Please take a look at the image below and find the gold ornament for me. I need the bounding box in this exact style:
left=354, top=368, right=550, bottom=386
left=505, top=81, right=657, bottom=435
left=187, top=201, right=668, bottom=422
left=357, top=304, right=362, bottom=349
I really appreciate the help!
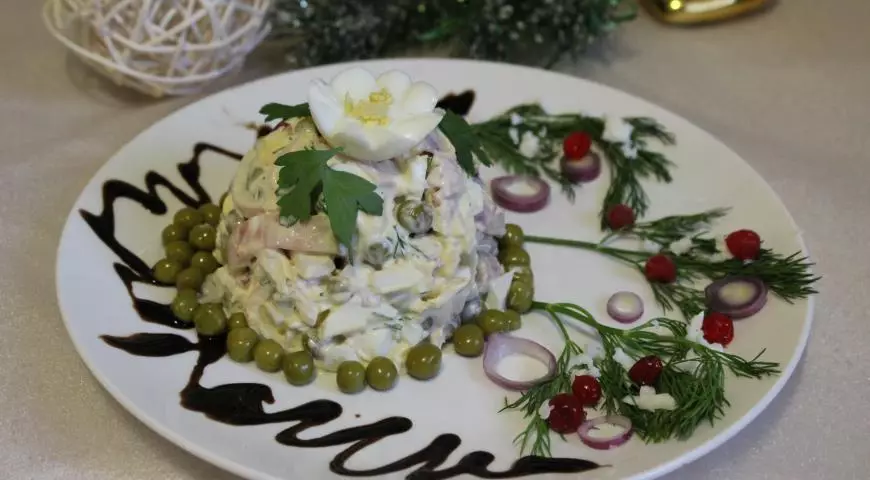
left=642, top=0, right=771, bottom=24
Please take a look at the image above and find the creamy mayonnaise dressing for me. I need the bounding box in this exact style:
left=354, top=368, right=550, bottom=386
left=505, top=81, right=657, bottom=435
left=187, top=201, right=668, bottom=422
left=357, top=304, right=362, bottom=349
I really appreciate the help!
left=203, top=118, right=505, bottom=371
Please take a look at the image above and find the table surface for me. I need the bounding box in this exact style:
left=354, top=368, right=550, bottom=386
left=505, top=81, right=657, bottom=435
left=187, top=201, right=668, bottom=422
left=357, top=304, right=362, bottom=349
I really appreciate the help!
left=3, top=1, right=868, bottom=479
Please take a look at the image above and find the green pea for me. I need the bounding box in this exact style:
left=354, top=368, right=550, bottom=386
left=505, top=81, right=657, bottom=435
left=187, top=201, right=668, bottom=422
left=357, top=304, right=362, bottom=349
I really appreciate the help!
left=175, top=267, right=204, bottom=290
left=395, top=200, right=433, bottom=235
left=189, top=224, right=216, bottom=251
left=193, top=303, right=227, bottom=336
left=499, top=247, right=531, bottom=267
left=283, top=350, right=316, bottom=386
left=504, top=309, right=522, bottom=331
left=227, top=312, right=248, bottom=330
left=162, top=224, right=189, bottom=245
left=170, top=289, right=199, bottom=323
left=174, top=207, right=204, bottom=230
left=336, top=361, right=366, bottom=394
left=253, top=339, right=284, bottom=373
left=365, top=357, right=398, bottom=391
left=405, top=343, right=442, bottom=381
left=191, top=251, right=218, bottom=274
left=324, top=276, right=351, bottom=300
left=152, top=258, right=182, bottom=284
left=198, top=203, right=222, bottom=226
left=500, top=224, right=524, bottom=248
left=507, top=281, right=534, bottom=313
left=227, top=327, right=258, bottom=363
left=165, top=241, right=193, bottom=266
left=476, top=310, right=509, bottom=336
left=452, top=324, right=485, bottom=357
left=363, top=240, right=391, bottom=268
left=508, top=265, right=534, bottom=286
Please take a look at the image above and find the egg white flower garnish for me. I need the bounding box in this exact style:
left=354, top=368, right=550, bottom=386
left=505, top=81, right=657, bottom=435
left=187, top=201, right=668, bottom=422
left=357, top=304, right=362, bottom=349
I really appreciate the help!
left=308, top=68, right=445, bottom=162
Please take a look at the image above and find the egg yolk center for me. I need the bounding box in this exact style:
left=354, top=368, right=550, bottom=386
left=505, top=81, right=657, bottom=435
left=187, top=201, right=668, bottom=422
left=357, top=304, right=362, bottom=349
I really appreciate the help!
left=345, top=88, right=393, bottom=126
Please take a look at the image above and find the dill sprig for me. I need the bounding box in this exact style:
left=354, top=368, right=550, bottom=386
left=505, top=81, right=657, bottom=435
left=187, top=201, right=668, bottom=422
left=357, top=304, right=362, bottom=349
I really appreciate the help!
left=500, top=307, right=587, bottom=457
left=597, top=117, right=676, bottom=229
left=604, top=208, right=729, bottom=247
left=535, top=302, right=780, bottom=444
left=678, top=249, right=820, bottom=304
left=470, top=104, right=676, bottom=219
left=524, top=210, right=819, bottom=318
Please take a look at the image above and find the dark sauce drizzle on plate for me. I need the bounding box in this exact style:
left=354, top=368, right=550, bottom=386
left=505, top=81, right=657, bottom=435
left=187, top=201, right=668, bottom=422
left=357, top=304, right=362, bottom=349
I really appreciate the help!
left=85, top=92, right=603, bottom=479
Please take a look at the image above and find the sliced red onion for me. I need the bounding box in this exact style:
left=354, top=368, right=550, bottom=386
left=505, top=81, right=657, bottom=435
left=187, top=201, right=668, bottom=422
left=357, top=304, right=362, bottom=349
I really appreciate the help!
left=483, top=334, right=557, bottom=390
left=577, top=415, right=634, bottom=450
left=560, top=152, right=601, bottom=183
left=606, top=291, right=644, bottom=323
left=705, top=276, right=768, bottom=319
left=490, top=176, right=550, bottom=213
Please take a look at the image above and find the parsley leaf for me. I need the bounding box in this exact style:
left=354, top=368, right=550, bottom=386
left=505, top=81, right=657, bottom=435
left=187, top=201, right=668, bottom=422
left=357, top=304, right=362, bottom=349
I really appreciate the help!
left=438, top=110, right=493, bottom=176
left=322, top=170, right=384, bottom=249
left=274, top=147, right=383, bottom=251
left=275, top=148, right=334, bottom=223
left=260, top=103, right=311, bottom=122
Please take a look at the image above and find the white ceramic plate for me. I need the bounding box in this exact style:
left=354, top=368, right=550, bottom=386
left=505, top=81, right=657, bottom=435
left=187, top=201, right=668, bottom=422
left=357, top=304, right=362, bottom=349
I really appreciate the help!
left=55, top=59, right=813, bottom=480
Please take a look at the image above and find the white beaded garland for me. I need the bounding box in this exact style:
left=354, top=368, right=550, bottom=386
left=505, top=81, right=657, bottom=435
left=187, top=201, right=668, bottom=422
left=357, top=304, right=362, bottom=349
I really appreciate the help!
left=42, top=0, right=272, bottom=97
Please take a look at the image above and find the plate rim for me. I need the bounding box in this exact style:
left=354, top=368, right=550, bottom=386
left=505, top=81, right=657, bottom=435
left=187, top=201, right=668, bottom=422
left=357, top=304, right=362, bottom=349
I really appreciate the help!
left=54, top=57, right=816, bottom=480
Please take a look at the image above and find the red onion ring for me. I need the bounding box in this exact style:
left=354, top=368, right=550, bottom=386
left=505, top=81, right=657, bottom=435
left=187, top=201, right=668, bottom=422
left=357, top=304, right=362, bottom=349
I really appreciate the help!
left=577, top=415, right=634, bottom=450
left=560, top=152, right=601, bottom=183
left=482, top=334, right=557, bottom=390
left=490, top=176, right=550, bottom=213
left=705, top=276, right=768, bottom=319
left=606, top=291, right=644, bottom=323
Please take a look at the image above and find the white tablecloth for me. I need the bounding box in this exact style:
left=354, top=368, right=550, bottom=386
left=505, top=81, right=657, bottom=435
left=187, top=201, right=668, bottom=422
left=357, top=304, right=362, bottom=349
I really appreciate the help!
left=2, top=0, right=867, bottom=478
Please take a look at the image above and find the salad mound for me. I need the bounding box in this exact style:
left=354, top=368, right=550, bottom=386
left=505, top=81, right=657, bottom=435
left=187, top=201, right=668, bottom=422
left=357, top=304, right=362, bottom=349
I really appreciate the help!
left=201, top=116, right=506, bottom=372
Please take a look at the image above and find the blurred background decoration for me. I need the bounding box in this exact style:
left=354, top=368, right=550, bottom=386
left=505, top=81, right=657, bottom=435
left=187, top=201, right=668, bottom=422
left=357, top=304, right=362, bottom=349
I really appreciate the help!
left=43, top=0, right=272, bottom=97
left=269, top=0, right=638, bottom=69
left=641, top=0, right=772, bottom=25
left=41, top=0, right=776, bottom=98
left=41, top=0, right=643, bottom=97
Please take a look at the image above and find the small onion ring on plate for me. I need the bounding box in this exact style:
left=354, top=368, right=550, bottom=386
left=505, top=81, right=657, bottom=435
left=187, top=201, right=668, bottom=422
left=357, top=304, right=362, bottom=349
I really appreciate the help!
left=560, top=152, right=602, bottom=183
left=705, top=276, right=768, bottom=319
left=577, top=415, right=634, bottom=450
left=482, top=334, right=557, bottom=390
left=490, top=175, right=550, bottom=213
left=606, top=291, right=644, bottom=323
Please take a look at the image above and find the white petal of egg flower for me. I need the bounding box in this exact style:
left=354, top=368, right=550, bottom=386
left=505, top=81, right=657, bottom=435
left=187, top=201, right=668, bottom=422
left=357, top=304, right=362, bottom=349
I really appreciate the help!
left=308, top=68, right=445, bottom=162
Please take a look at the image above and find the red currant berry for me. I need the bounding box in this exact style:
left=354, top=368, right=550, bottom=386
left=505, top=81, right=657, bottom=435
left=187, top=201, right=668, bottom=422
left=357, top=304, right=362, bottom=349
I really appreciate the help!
left=571, top=375, right=602, bottom=407
left=702, top=312, right=734, bottom=346
left=605, top=204, right=635, bottom=230
left=562, top=132, right=593, bottom=159
left=628, top=355, right=664, bottom=386
left=644, top=254, right=677, bottom=283
left=725, top=229, right=762, bottom=260
left=547, top=393, right=586, bottom=434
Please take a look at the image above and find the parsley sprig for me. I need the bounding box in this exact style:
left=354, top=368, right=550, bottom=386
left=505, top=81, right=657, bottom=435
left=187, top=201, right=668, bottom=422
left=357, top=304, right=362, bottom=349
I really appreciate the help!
left=259, top=102, right=310, bottom=122
left=502, top=302, right=780, bottom=454
left=275, top=147, right=383, bottom=252
left=438, top=110, right=494, bottom=176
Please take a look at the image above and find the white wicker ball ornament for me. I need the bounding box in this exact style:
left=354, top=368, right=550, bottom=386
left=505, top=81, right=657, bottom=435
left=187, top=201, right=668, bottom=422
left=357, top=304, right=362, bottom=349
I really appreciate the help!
left=43, top=0, right=272, bottom=97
